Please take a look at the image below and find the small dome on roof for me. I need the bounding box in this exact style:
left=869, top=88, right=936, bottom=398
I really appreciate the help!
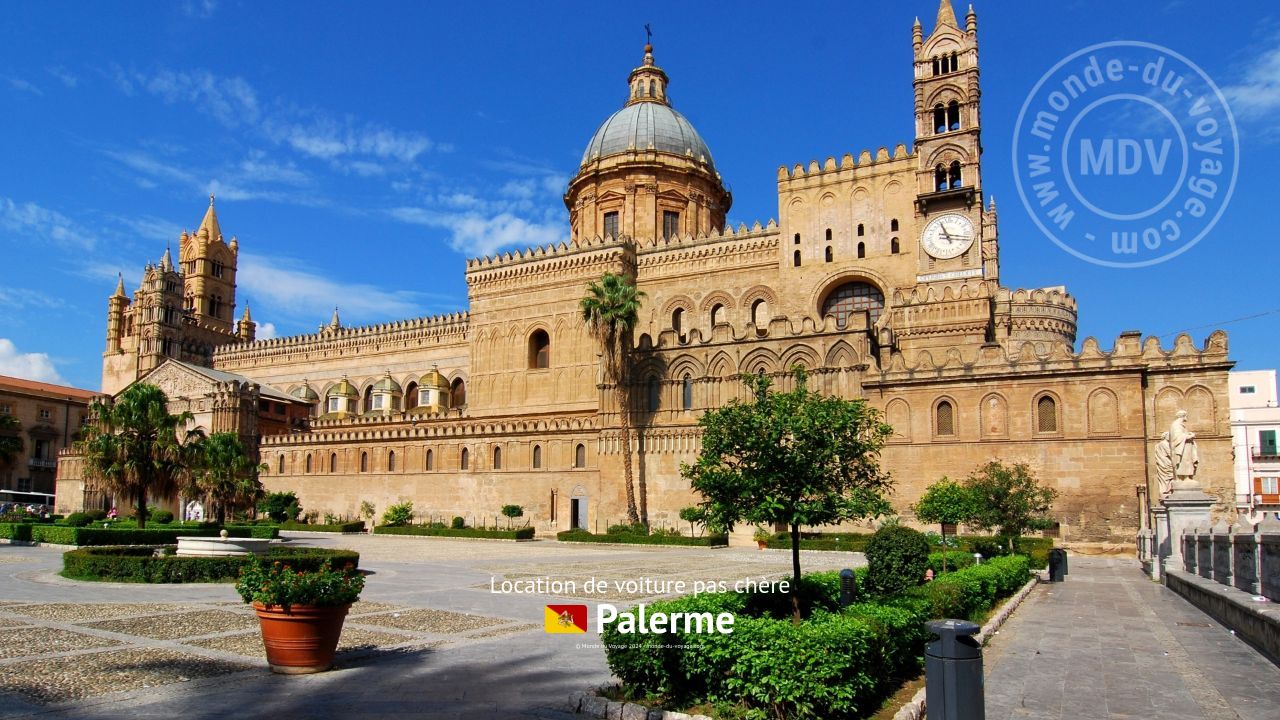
left=373, top=373, right=402, bottom=394
left=329, top=378, right=357, bottom=397
left=292, top=383, right=319, bottom=402
left=419, top=365, right=450, bottom=389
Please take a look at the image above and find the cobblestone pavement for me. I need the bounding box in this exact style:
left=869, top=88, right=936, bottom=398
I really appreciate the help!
left=0, top=535, right=856, bottom=719
left=983, top=556, right=1280, bottom=720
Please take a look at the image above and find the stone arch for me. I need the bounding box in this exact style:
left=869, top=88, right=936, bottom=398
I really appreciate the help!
left=825, top=340, right=859, bottom=368
left=886, top=398, right=911, bottom=442
left=808, top=268, right=892, bottom=324
left=739, top=285, right=778, bottom=313
left=667, top=354, right=705, bottom=379
left=980, top=392, right=1008, bottom=438
left=780, top=344, right=820, bottom=372
left=740, top=347, right=780, bottom=377
left=660, top=295, right=696, bottom=329
left=924, top=143, right=969, bottom=169
left=932, top=395, right=959, bottom=438
left=1184, top=385, right=1216, bottom=435
left=1154, top=386, right=1184, bottom=437
left=707, top=351, right=735, bottom=378
left=1087, top=387, right=1119, bottom=436
left=1032, top=390, right=1063, bottom=434
left=924, top=85, right=966, bottom=109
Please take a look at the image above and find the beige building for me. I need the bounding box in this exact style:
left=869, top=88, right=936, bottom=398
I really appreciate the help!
left=65, top=1, right=1234, bottom=545
left=1, top=375, right=95, bottom=503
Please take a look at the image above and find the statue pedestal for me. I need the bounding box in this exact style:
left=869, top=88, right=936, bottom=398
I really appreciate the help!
left=1152, top=484, right=1214, bottom=581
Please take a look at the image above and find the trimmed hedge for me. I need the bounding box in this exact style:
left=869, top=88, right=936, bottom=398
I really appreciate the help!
left=926, top=550, right=977, bottom=574
left=62, top=545, right=360, bottom=583
left=763, top=531, right=872, bottom=552
left=908, top=555, right=1030, bottom=621
left=603, top=555, right=1031, bottom=719
left=4, top=524, right=280, bottom=546
left=281, top=520, right=366, bottom=533
left=556, top=529, right=728, bottom=547
left=375, top=524, right=535, bottom=540
left=765, top=531, right=1054, bottom=569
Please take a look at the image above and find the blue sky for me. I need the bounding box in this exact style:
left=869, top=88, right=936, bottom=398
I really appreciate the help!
left=0, top=0, right=1276, bottom=391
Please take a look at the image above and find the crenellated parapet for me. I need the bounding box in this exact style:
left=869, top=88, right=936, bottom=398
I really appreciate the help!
left=212, top=311, right=470, bottom=368
left=261, top=412, right=598, bottom=448
left=776, top=144, right=914, bottom=185
left=464, top=235, right=630, bottom=294
left=995, top=286, right=1079, bottom=347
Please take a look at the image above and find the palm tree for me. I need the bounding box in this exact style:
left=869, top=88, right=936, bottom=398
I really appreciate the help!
left=80, top=383, right=202, bottom=529
left=191, top=432, right=265, bottom=525
left=0, top=414, right=22, bottom=472
left=581, top=272, right=647, bottom=526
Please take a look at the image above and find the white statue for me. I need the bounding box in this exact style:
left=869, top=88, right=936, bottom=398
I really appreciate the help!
left=1154, top=431, right=1174, bottom=498
left=1168, top=410, right=1199, bottom=485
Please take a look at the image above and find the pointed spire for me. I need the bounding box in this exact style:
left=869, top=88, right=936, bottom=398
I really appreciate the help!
left=113, top=273, right=126, bottom=298
left=228, top=234, right=239, bottom=253
left=197, top=193, right=221, bottom=241
left=936, top=0, right=958, bottom=29
left=966, top=3, right=977, bottom=33
left=241, top=303, right=253, bottom=323
left=913, top=16, right=923, bottom=49
left=160, top=246, right=173, bottom=272
left=329, top=307, right=341, bottom=329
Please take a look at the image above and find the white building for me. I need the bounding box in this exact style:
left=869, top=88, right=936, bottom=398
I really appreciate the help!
left=1229, top=370, right=1280, bottom=521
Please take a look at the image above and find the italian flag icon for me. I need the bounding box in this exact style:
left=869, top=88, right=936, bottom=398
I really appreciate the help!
left=545, top=604, right=588, bottom=633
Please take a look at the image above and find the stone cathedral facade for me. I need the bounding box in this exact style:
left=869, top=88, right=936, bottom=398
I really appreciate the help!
left=73, top=1, right=1233, bottom=545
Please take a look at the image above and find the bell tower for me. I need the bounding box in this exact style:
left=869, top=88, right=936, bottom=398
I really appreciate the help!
left=180, top=195, right=238, bottom=333
left=912, top=2, right=994, bottom=281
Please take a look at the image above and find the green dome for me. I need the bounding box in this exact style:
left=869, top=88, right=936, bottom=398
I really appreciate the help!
left=329, top=379, right=357, bottom=397
left=373, top=374, right=402, bottom=394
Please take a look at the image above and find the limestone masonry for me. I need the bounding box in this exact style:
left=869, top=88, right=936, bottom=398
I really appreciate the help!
left=61, top=1, right=1234, bottom=545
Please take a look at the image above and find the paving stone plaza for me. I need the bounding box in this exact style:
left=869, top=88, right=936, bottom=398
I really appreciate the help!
left=0, top=536, right=1277, bottom=719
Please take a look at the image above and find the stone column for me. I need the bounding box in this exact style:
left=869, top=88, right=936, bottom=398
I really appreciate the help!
left=1155, top=482, right=1214, bottom=581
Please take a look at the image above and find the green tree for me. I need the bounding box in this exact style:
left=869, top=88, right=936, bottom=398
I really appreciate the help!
left=678, top=506, right=705, bottom=537
left=581, top=272, right=647, bottom=525
left=0, top=414, right=22, bottom=470
left=79, top=383, right=201, bottom=529
left=963, top=460, right=1058, bottom=552
left=912, top=477, right=978, bottom=572
left=191, top=432, right=265, bottom=526
left=258, top=491, right=301, bottom=523
left=683, top=369, right=893, bottom=621
left=501, top=504, right=524, bottom=528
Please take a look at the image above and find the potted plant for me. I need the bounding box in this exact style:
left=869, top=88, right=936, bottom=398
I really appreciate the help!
left=236, top=555, right=365, bottom=674
left=753, top=526, right=772, bottom=550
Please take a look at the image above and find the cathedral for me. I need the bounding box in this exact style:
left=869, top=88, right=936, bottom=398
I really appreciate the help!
left=63, top=1, right=1233, bottom=546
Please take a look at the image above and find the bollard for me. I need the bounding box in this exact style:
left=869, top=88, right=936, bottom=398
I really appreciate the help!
left=839, top=568, right=858, bottom=607
left=1048, top=548, right=1068, bottom=582
left=925, top=619, right=984, bottom=720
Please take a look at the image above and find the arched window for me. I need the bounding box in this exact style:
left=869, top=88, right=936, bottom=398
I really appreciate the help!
left=857, top=223, right=865, bottom=236
left=948, top=161, right=962, bottom=189
left=460, top=447, right=470, bottom=470
left=934, top=104, right=946, bottom=134
left=793, top=233, right=800, bottom=244
left=891, top=218, right=899, bottom=232
left=947, top=101, right=961, bottom=131
left=277, top=455, right=284, bottom=474
left=825, top=228, right=832, bottom=241
left=451, top=378, right=466, bottom=407
left=1036, top=395, right=1058, bottom=433
left=936, top=400, right=955, bottom=436
left=793, top=250, right=801, bottom=267
left=711, top=304, right=726, bottom=326
left=935, top=165, right=948, bottom=192
left=682, top=375, right=693, bottom=410
left=891, top=237, right=900, bottom=254
left=932, top=57, right=940, bottom=76
left=821, top=281, right=885, bottom=328
left=529, top=329, right=550, bottom=369
left=857, top=242, right=866, bottom=259
left=362, top=386, right=373, bottom=414
left=329, top=453, right=337, bottom=473
left=532, top=445, right=542, bottom=469
left=647, top=377, right=660, bottom=411
left=405, top=382, right=419, bottom=410
left=574, top=443, right=586, bottom=468
left=649, top=80, right=655, bottom=97
left=305, top=454, right=313, bottom=473
left=360, top=452, right=368, bottom=473
left=751, top=298, right=768, bottom=326
left=672, top=308, right=684, bottom=335
left=388, top=451, right=396, bottom=472
left=425, top=448, right=434, bottom=471
left=825, top=246, right=834, bottom=262
left=493, top=446, right=502, bottom=470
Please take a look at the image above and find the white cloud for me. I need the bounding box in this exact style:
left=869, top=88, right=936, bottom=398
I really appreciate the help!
left=0, top=197, right=94, bottom=250
left=0, top=338, right=66, bottom=384
left=255, top=322, right=278, bottom=340
left=388, top=207, right=565, bottom=257
left=237, top=252, right=424, bottom=325
left=7, top=77, right=43, bottom=96
left=102, top=149, right=322, bottom=206
left=0, top=288, right=64, bottom=311
left=110, top=214, right=183, bottom=244
left=108, top=66, right=258, bottom=127
left=182, top=0, right=218, bottom=18
left=1224, top=41, right=1280, bottom=122
left=263, top=116, right=434, bottom=165
left=45, top=66, right=77, bottom=88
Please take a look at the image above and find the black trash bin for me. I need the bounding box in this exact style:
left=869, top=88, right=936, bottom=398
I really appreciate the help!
left=925, top=619, right=984, bottom=720
left=1048, top=548, right=1068, bottom=582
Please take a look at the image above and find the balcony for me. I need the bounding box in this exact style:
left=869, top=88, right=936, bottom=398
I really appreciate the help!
left=1250, top=445, right=1280, bottom=462
left=27, top=458, right=57, bottom=470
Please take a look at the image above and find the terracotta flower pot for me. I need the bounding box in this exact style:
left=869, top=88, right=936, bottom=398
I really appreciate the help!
left=757, top=540, right=768, bottom=550
left=252, top=601, right=350, bottom=674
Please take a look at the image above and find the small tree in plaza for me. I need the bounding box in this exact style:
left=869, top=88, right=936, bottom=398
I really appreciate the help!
left=258, top=491, right=301, bottom=523
left=912, top=477, right=979, bottom=572
left=501, top=504, right=524, bottom=528
left=683, top=368, right=894, bottom=621
left=80, top=383, right=202, bottom=529
left=191, top=432, right=265, bottom=526
left=963, top=460, right=1058, bottom=552
left=678, top=506, right=706, bottom=537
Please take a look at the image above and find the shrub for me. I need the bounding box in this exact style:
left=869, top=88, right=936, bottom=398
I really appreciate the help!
left=280, top=520, right=365, bottom=533
left=912, top=555, right=1030, bottom=621
left=85, top=509, right=108, bottom=521
left=555, top=529, right=727, bottom=547
left=151, top=510, right=175, bottom=524
left=61, top=546, right=360, bottom=583
left=0, top=523, right=33, bottom=541
left=375, top=524, right=534, bottom=540
left=968, top=537, right=1007, bottom=559
left=865, top=525, right=930, bottom=596
left=450, top=516, right=465, bottom=529
left=382, top=501, right=414, bottom=527
left=763, top=531, right=873, bottom=552
left=257, top=491, right=301, bottom=523
left=235, top=555, right=363, bottom=609
left=31, top=524, right=279, bottom=546
left=64, top=513, right=93, bottom=527
left=359, top=500, right=376, bottom=520
left=607, top=522, right=649, bottom=535
left=926, top=551, right=976, bottom=574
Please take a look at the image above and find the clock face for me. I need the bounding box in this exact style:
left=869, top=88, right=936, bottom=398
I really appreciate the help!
left=921, top=213, right=975, bottom=259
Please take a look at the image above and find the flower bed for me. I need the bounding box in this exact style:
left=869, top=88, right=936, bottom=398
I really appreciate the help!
left=556, top=529, right=728, bottom=547
left=373, top=524, right=535, bottom=540
left=280, top=520, right=366, bottom=533
left=61, top=545, right=359, bottom=583
left=603, top=556, right=1030, bottom=719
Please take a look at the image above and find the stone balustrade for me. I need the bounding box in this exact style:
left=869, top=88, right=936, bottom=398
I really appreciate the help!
left=1180, top=516, right=1280, bottom=600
